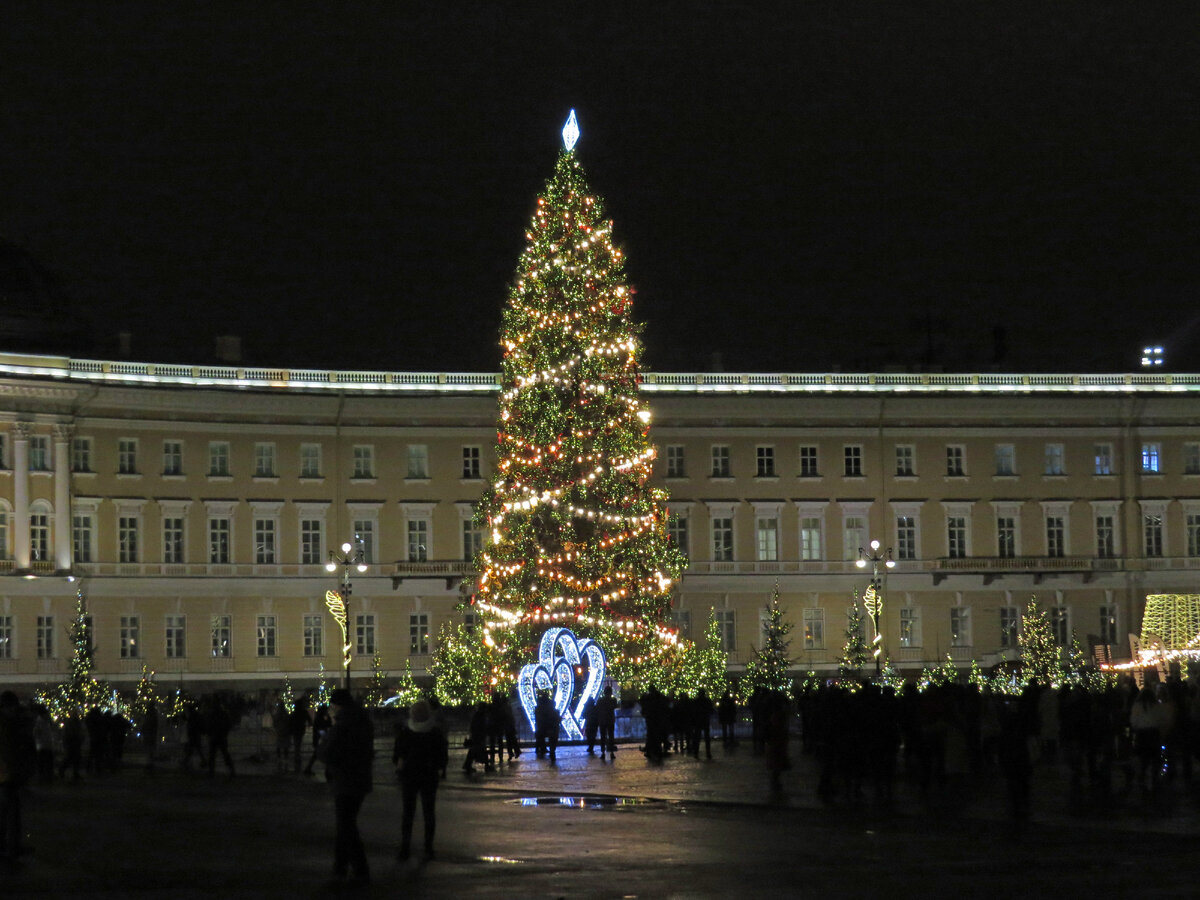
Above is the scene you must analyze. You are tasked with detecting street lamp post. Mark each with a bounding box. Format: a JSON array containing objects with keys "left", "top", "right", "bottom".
[
  {"left": 325, "top": 539, "right": 367, "bottom": 690},
  {"left": 856, "top": 539, "right": 896, "bottom": 678}
]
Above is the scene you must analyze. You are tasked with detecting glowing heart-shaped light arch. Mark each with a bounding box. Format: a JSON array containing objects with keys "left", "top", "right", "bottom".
[{"left": 517, "top": 627, "right": 607, "bottom": 740}]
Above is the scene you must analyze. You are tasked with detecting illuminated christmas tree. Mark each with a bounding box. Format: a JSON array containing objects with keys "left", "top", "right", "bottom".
[
  {"left": 36, "top": 587, "right": 114, "bottom": 722},
  {"left": 468, "top": 111, "right": 687, "bottom": 691},
  {"left": 314, "top": 664, "right": 332, "bottom": 709},
  {"left": 1019, "top": 596, "right": 1062, "bottom": 685},
  {"left": 678, "top": 608, "right": 730, "bottom": 699},
  {"left": 838, "top": 593, "right": 870, "bottom": 680},
  {"left": 391, "top": 661, "right": 424, "bottom": 709},
  {"left": 431, "top": 622, "right": 491, "bottom": 707},
  {"left": 741, "top": 588, "right": 794, "bottom": 700},
  {"left": 130, "top": 664, "right": 162, "bottom": 725},
  {"left": 364, "top": 652, "right": 390, "bottom": 708}
]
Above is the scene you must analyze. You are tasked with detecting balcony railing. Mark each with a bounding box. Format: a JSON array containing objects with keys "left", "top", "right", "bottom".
[{"left": 6, "top": 351, "right": 1200, "bottom": 395}]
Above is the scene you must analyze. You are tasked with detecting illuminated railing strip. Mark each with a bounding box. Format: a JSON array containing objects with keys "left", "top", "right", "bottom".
[{"left": 2, "top": 352, "right": 1200, "bottom": 394}]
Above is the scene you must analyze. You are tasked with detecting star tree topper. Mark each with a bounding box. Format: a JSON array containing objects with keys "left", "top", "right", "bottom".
[{"left": 562, "top": 109, "right": 580, "bottom": 152}]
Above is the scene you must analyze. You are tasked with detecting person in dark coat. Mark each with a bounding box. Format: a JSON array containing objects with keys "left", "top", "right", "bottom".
[
  {"left": 718, "top": 691, "right": 738, "bottom": 747},
  {"left": 206, "top": 697, "right": 235, "bottom": 777},
  {"left": 289, "top": 699, "right": 309, "bottom": 773},
  {"left": 502, "top": 690, "right": 521, "bottom": 760},
  {"left": 304, "top": 704, "right": 332, "bottom": 775},
  {"left": 581, "top": 696, "right": 598, "bottom": 755},
  {"left": 534, "top": 692, "right": 560, "bottom": 762},
  {"left": 463, "top": 702, "right": 489, "bottom": 774},
  {"left": 392, "top": 699, "right": 449, "bottom": 861},
  {"left": 0, "top": 691, "right": 36, "bottom": 862},
  {"left": 595, "top": 685, "right": 618, "bottom": 760},
  {"left": 317, "top": 689, "right": 374, "bottom": 885}
]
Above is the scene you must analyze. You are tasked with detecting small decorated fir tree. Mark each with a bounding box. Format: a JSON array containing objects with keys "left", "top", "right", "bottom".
[
  {"left": 838, "top": 593, "right": 870, "bottom": 681},
  {"left": 1019, "top": 596, "right": 1062, "bottom": 685},
  {"left": 742, "top": 588, "right": 794, "bottom": 700}
]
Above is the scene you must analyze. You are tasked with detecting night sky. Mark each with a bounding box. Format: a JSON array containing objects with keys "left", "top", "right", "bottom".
[{"left": 2, "top": 3, "right": 1198, "bottom": 373}]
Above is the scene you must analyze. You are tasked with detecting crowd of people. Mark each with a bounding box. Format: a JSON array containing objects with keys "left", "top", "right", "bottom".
[{"left": 2, "top": 672, "right": 1199, "bottom": 878}]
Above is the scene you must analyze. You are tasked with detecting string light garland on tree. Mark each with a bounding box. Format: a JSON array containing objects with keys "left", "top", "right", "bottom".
[
  {"left": 741, "top": 587, "right": 795, "bottom": 701},
  {"left": 839, "top": 592, "right": 870, "bottom": 681},
  {"left": 1020, "top": 596, "right": 1062, "bottom": 686},
  {"left": 456, "top": 109, "right": 687, "bottom": 692},
  {"left": 35, "top": 587, "right": 121, "bottom": 723}
]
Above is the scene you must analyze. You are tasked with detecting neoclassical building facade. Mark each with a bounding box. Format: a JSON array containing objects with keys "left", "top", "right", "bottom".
[{"left": 2, "top": 352, "right": 1198, "bottom": 692}]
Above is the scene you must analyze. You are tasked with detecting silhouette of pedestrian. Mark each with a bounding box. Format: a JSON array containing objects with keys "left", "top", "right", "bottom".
[
  {"left": 0, "top": 691, "right": 36, "bottom": 864},
  {"left": 317, "top": 689, "right": 374, "bottom": 886},
  {"left": 502, "top": 691, "right": 521, "bottom": 761},
  {"left": 693, "top": 689, "right": 715, "bottom": 759},
  {"left": 534, "top": 692, "right": 560, "bottom": 762},
  {"left": 582, "top": 695, "right": 598, "bottom": 755},
  {"left": 393, "top": 699, "right": 449, "bottom": 861},
  {"left": 207, "top": 697, "right": 235, "bottom": 777},
  {"left": 463, "top": 702, "right": 489, "bottom": 774},
  {"left": 718, "top": 691, "right": 738, "bottom": 748},
  {"left": 59, "top": 713, "right": 84, "bottom": 780},
  {"left": 289, "top": 698, "right": 309, "bottom": 773},
  {"left": 595, "top": 685, "right": 618, "bottom": 760}
]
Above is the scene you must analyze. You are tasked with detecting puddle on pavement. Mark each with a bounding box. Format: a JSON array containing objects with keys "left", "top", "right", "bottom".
[{"left": 510, "top": 795, "right": 664, "bottom": 810}]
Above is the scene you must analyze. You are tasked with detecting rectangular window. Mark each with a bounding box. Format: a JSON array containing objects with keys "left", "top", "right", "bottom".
[
  {"left": 211, "top": 615, "right": 231, "bottom": 658},
  {"left": 755, "top": 446, "right": 776, "bottom": 478},
  {"left": 1045, "top": 443, "right": 1065, "bottom": 476},
  {"left": 0, "top": 616, "right": 12, "bottom": 659},
  {"left": 999, "top": 607, "right": 1019, "bottom": 649},
  {"left": 844, "top": 445, "right": 863, "bottom": 477},
  {"left": 120, "top": 615, "right": 141, "bottom": 659},
  {"left": 119, "top": 516, "right": 139, "bottom": 563},
  {"left": 37, "top": 615, "right": 54, "bottom": 659},
  {"left": 896, "top": 516, "right": 916, "bottom": 560},
  {"left": 406, "top": 444, "right": 429, "bottom": 479},
  {"left": 799, "top": 516, "right": 822, "bottom": 561},
  {"left": 73, "top": 514, "right": 94, "bottom": 563},
  {"left": 1046, "top": 516, "right": 1066, "bottom": 558},
  {"left": 997, "top": 516, "right": 1016, "bottom": 558},
  {"left": 407, "top": 520, "right": 429, "bottom": 562},
  {"left": 462, "top": 446, "right": 481, "bottom": 479},
  {"left": 253, "top": 519, "right": 276, "bottom": 564},
  {"left": 803, "top": 608, "right": 824, "bottom": 650},
  {"left": 29, "top": 512, "right": 49, "bottom": 562},
  {"left": 947, "top": 516, "right": 967, "bottom": 558},
  {"left": 303, "top": 615, "right": 324, "bottom": 657},
  {"left": 355, "top": 614, "right": 376, "bottom": 656},
  {"left": 71, "top": 437, "right": 92, "bottom": 473},
  {"left": 28, "top": 436, "right": 49, "bottom": 471},
  {"left": 1099, "top": 606, "right": 1118, "bottom": 645},
  {"left": 301, "top": 519, "right": 324, "bottom": 565},
  {"left": 711, "top": 445, "right": 731, "bottom": 478},
  {"left": 755, "top": 516, "right": 778, "bottom": 561},
  {"left": 118, "top": 439, "right": 138, "bottom": 475},
  {"left": 353, "top": 520, "right": 375, "bottom": 565},
  {"left": 300, "top": 443, "right": 322, "bottom": 478},
  {"left": 1185, "top": 443, "right": 1200, "bottom": 475},
  {"left": 1050, "top": 607, "right": 1069, "bottom": 645},
  {"left": 410, "top": 613, "right": 430, "bottom": 655},
  {"left": 1096, "top": 515, "right": 1116, "bottom": 558},
  {"left": 711, "top": 517, "right": 734, "bottom": 561},
  {"left": 950, "top": 607, "right": 971, "bottom": 647},
  {"left": 162, "top": 440, "right": 183, "bottom": 476},
  {"left": 0, "top": 510, "right": 7, "bottom": 560},
  {"left": 799, "top": 445, "right": 819, "bottom": 477},
  {"left": 1094, "top": 443, "right": 1114, "bottom": 476},
  {"left": 1144, "top": 514, "right": 1164, "bottom": 558},
  {"left": 163, "top": 517, "right": 185, "bottom": 564},
  {"left": 209, "top": 517, "right": 231, "bottom": 564},
  {"left": 716, "top": 609, "right": 736, "bottom": 651},
  {"left": 1188, "top": 513, "right": 1200, "bottom": 558},
  {"left": 208, "top": 442, "right": 230, "bottom": 476},
  {"left": 995, "top": 444, "right": 1016, "bottom": 476},
  {"left": 165, "top": 615, "right": 186, "bottom": 659},
  {"left": 462, "top": 519, "right": 483, "bottom": 561},
  {"left": 352, "top": 445, "right": 374, "bottom": 479},
  {"left": 254, "top": 443, "right": 277, "bottom": 477},
  {"left": 895, "top": 445, "right": 915, "bottom": 477},
  {"left": 668, "top": 516, "right": 689, "bottom": 556},
  {"left": 666, "top": 445, "right": 686, "bottom": 478},
  {"left": 256, "top": 615, "right": 277, "bottom": 657},
  {"left": 899, "top": 608, "right": 920, "bottom": 648},
  {"left": 843, "top": 515, "right": 866, "bottom": 561},
  {"left": 1142, "top": 443, "right": 1162, "bottom": 473},
  {"left": 946, "top": 445, "right": 965, "bottom": 477}
]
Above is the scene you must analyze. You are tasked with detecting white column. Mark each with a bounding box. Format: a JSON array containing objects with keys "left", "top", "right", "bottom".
[
  {"left": 54, "top": 424, "right": 73, "bottom": 571},
  {"left": 12, "top": 422, "right": 31, "bottom": 569}
]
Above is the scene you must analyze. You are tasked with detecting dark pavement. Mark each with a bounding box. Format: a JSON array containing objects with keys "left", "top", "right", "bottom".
[{"left": 7, "top": 733, "right": 1200, "bottom": 899}]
